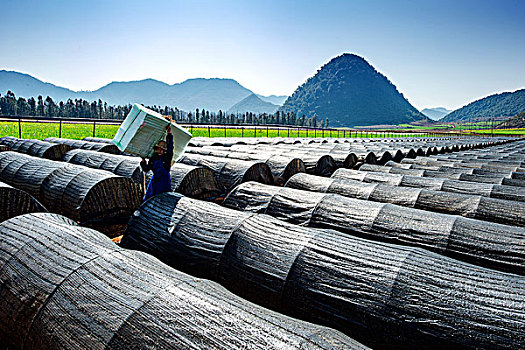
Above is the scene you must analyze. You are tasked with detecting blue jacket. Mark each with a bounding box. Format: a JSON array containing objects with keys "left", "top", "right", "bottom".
[{"left": 140, "top": 133, "right": 173, "bottom": 201}]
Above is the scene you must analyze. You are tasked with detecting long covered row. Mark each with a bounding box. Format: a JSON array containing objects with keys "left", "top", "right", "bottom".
[
  {"left": 0, "top": 213, "right": 362, "bottom": 350},
  {"left": 122, "top": 193, "right": 525, "bottom": 349},
  {"left": 358, "top": 163, "right": 525, "bottom": 186},
  {"left": 223, "top": 182, "right": 525, "bottom": 275},
  {"left": 332, "top": 168, "right": 525, "bottom": 202},
  {"left": 285, "top": 172, "right": 525, "bottom": 227},
  {"left": 0, "top": 137, "right": 72, "bottom": 160}
]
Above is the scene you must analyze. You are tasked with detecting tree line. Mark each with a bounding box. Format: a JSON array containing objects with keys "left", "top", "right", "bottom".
[{"left": 0, "top": 91, "right": 329, "bottom": 127}]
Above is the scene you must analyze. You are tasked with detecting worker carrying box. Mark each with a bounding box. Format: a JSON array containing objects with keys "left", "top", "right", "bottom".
[{"left": 112, "top": 103, "right": 192, "bottom": 160}]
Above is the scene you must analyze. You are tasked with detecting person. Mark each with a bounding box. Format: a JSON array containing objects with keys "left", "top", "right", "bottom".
[{"left": 140, "top": 125, "right": 173, "bottom": 201}]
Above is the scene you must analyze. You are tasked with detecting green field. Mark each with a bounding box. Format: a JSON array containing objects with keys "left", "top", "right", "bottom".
[
  {"left": 0, "top": 121, "right": 441, "bottom": 140},
  {"left": 1, "top": 121, "right": 522, "bottom": 140}
]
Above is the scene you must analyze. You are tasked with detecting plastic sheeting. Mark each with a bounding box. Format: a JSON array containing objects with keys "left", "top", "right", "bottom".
[
  {"left": 0, "top": 213, "right": 362, "bottom": 350},
  {"left": 286, "top": 172, "right": 525, "bottom": 227},
  {"left": 0, "top": 152, "right": 141, "bottom": 234},
  {"left": 44, "top": 137, "right": 120, "bottom": 154},
  {"left": 0, "top": 181, "right": 47, "bottom": 222},
  {"left": 224, "top": 182, "right": 525, "bottom": 275},
  {"left": 177, "top": 154, "right": 274, "bottom": 193},
  {"left": 122, "top": 192, "right": 525, "bottom": 349},
  {"left": 0, "top": 137, "right": 72, "bottom": 160},
  {"left": 332, "top": 168, "right": 525, "bottom": 202}
]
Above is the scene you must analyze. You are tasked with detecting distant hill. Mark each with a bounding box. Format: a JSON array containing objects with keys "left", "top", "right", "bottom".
[
  {"left": 227, "top": 94, "right": 279, "bottom": 114},
  {"left": 256, "top": 94, "right": 288, "bottom": 106},
  {"left": 442, "top": 89, "right": 525, "bottom": 123},
  {"left": 0, "top": 70, "right": 77, "bottom": 102},
  {"left": 279, "top": 54, "right": 426, "bottom": 127},
  {"left": 421, "top": 107, "right": 451, "bottom": 121},
  {"left": 0, "top": 70, "right": 282, "bottom": 113}
]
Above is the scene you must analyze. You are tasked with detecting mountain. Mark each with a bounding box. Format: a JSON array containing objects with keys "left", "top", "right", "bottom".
[
  {"left": 279, "top": 54, "right": 426, "bottom": 127},
  {"left": 256, "top": 94, "right": 288, "bottom": 106},
  {"left": 0, "top": 71, "right": 260, "bottom": 112},
  {"left": 227, "top": 94, "right": 279, "bottom": 114},
  {"left": 421, "top": 107, "right": 451, "bottom": 121},
  {"left": 442, "top": 89, "right": 525, "bottom": 123}
]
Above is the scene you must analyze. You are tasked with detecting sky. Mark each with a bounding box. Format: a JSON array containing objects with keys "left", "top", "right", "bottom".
[{"left": 1, "top": 0, "right": 524, "bottom": 110}]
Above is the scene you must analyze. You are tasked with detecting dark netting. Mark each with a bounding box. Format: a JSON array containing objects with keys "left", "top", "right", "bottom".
[
  {"left": 333, "top": 168, "right": 525, "bottom": 202},
  {"left": 122, "top": 192, "right": 525, "bottom": 349},
  {"left": 0, "top": 137, "right": 72, "bottom": 160},
  {"left": 285, "top": 173, "right": 524, "bottom": 227},
  {"left": 0, "top": 181, "right": 47, "bottom": 222},
  {"left": 0, "top": 213, "right": 362, "bottom": 350},
  {"left": 223, "top": 182, "right": 525, "bottom": 275},
  {"left": 177, "top": 154, "right": 273, "bottom": 193},
  {"left": 145, "top": 163, "right": 222, "bottom": 199},
  {"left": 44, "top": 137, "right": 120, "bottom": 154},
  {"left": 0, "top": 152, "right": 141, "bottom": 236}
]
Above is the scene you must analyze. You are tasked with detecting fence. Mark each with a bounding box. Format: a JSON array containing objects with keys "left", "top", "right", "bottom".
[{"left": 0, "top": 116, "right": 520, "bottom": 140}]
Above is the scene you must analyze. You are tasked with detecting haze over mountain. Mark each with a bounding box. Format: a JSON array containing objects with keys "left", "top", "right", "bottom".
[
  {"left": 421, "top": 107, "right": 451, "bottom": 121},
  {"left": 0, "top": 70, "right": 286, "bottom": 113},
  {"left": 442, "top": 89, "right": 525, "bottom": 123},
  {"left": 227, "top": 94, "right": 279, "bottom": 115},
  {"left": 279, "top": 54, "right": 426, "bottom": 127}
]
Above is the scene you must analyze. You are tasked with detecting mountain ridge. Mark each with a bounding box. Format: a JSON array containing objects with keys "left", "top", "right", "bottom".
[
  {"left": 442, "top": 89, "right": 525, "bottom": 122},
  {"left": 0, "top": 70, "right": 286, "bottom": 113}
]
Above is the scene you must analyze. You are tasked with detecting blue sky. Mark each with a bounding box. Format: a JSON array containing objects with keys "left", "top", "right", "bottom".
[{"left": 1, "top": 0, "right": 523, "bottom": 110}]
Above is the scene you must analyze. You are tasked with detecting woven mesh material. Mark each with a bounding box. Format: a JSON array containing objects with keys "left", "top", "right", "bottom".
[
  {"left": 0, "top": 181, "right": 47, "bottom": 222},
  {"left": 0, "top": 213, "right": 362, "bottom": 350},
  {"left": 224, "top": 182, "right": 525, "bottom": 275},
  {"left": 122, "top": 192, "right": 525, "bottom": 349}
]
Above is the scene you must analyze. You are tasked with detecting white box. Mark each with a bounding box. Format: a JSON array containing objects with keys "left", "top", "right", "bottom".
[{"left": 112, "top": 104, "right": 192, "bottom": 159}]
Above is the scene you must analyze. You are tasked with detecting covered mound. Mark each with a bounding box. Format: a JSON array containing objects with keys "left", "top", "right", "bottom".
[
  {"left": 122, "top": 193, "right": 525, "bottom": 349},
  {"left": 286, "top": 173, "right": 525, "bottom": 227},
  {"left": 224, "top": 182, "right": 525, "bottom": 275},
  {"left": 0, "top": 181, "right": 47, "bottom": 222},
  {"left": 177, "top": 154, "right": 273, "bottom": 193},
  {"left": 0, "top": 213, "right": 361, "bottom": 350},
  {"left": 44, "top": 137, "right": 120, "bottom": 154},
  {"left": 63, "top": 149, "right": 144, "bottom": 188},
  {"left": 0, "top": 152, "right": 141, "bottom": 236},
  {"left": 0, "top": 137, "right": 72, "bottom": 160}
]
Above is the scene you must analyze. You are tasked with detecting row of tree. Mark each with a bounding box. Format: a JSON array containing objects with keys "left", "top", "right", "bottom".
[{"left": 0, "top": 91, "right": 329, "bottom": 127}]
